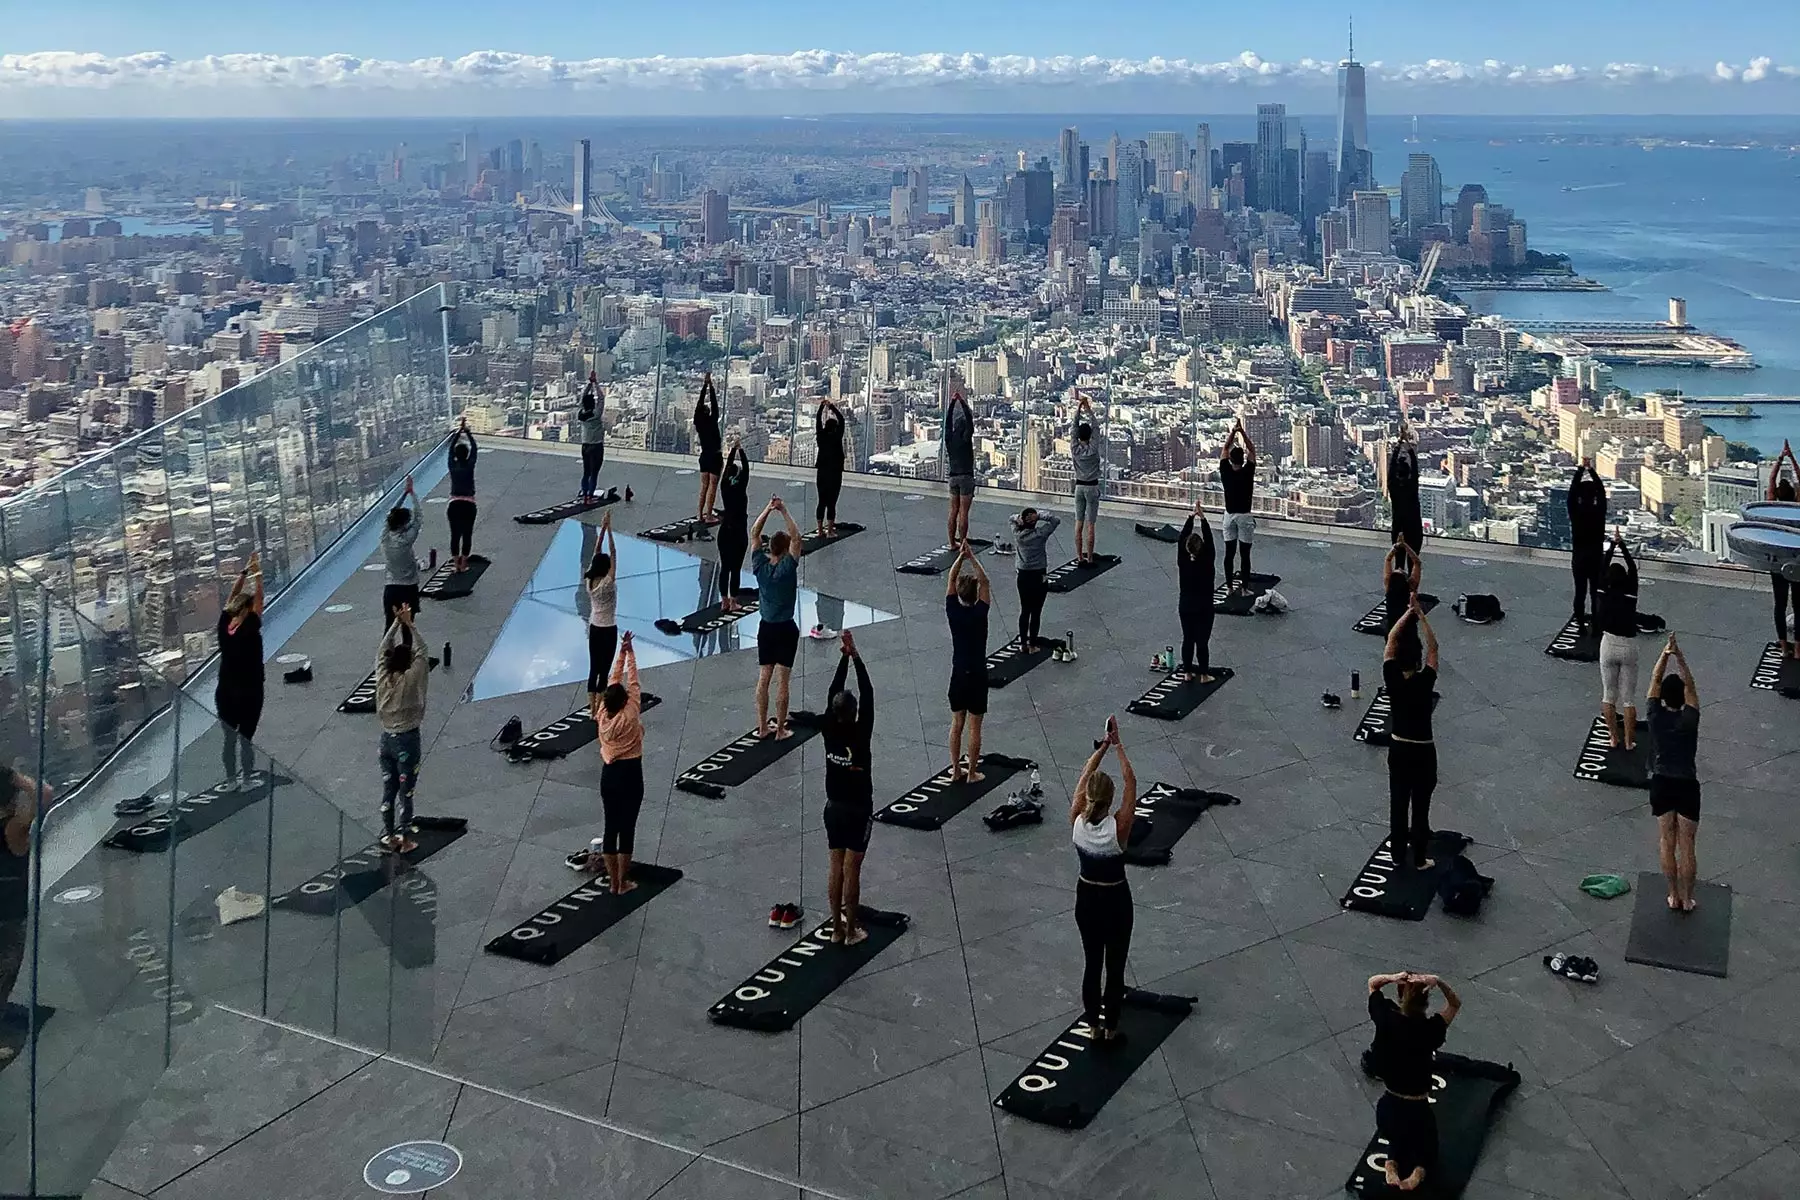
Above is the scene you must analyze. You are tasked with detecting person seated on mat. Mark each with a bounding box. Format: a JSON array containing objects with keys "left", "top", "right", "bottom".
[
  {"left": 718, "top": 440, "right": 751, "bottom": 614},
  {"left": 375, "top": 603, "right": 430, "bottom": 854},
  {"left": 1011, "top": 507, "right": 1061, "bottom": 652},
  {"left": 217, "top": 553, "right": 265, "bottom": 792},
  {"left": 1366, "top": 971, "right": 1461, "bottom": 1192},
  {"left": 1176, "top": 502, "right": 1216, "bottom": 683},
  {"left": 1595, "top": 530, "right": 1640, "bottom": 751},
  {"left": 574, "top": 631, "right": 645, "bottom": 894},
  {"left": 823, "top": 630, "right": 876, "bottom": 946},
  {"left": 575, "top": 373, "right": 607, "bottom": 503},
  {"left": 815, "top": 397, "right": 846, "bottom": 539},
  {"left": 1766, "top": 441, "right": 1798, "bottom": 659},
  {"left": 944, "top": 391, "right": 976, "bottom": 547},
  {"left": 752, "top": 497, "right": 803, "bottom": 739},
  {"left": 0, "top": 767, "right": 50, "bottom": 1063},
  {"left": 1568, "top": 457, "right": 1608, "bottom": 634},
  {"left": 946, "top": 541, "right": 992, "bottom": 783},
  {"left": 1071, "top": 715, "right": 1138, "bottom": 1046},
  {"left": 694, "top": 371, "right": 723, "bottom": 525},
  {"left": 1381, "top": 536, "right": 1422, "bottom": 647},
  {"left": 380, "top": 474, "right": 421, "bottom": 628},
  {"left": 446, "top": 418, "right": 478, "bottom": 573},
  {"left": 1071, "top": 393, "right": 1105, "bottom": 566},
  {"left": 1219, "top": 418, "right": 1257, "bottom": 594},
  {"left": 1647, "top": 634, "right": 1702, "bottom": 912},
  {"left": 1384, "top": 597, "right": 1440, "bottom": 872},
  {"left": 585, "top": 513, "right": 619, "bottom": 697},
  {"left": 1388, "top": 422, "right": 1423, "bottom": 558}
]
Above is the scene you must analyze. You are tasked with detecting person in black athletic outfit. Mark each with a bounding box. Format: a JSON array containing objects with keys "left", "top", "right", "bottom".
[
  {"left": 1381, "top": 538, "right": 1422, "bottom": 649},
  {"left": 1176, "top": 502, "right": 1215, "bottom": 682},
  {"left": 1388, "top": 424, "right": 1423, "bottom": 557},
  {"left": 0, "top": 768, "right": 47, "bottom": 1064},
  {"left": 1767, "top": 442, "right": 1798, "bottom": 658},
  {"left": 216, "top": 554, "right": 265, "bottom": 790},
  {"left": 946, "top": 543, "right": 991, "bottom": 783},
  {"left": 1219, "top": 419, "right": 1257, "bottom": 593},
  {"left": 815, "top": 398, "right": 846, "bottom": 538},
  {"left": 694, "top": 371, "right": 724, "bottom": 525},
  {"left": 1384, "top": 597, "right": 1440, "bottom": 871},
  {"left": 1568, "top": 459, "right": 1608, "bottom": 632},
  {"left": 1648, "top": 634, "right": 1702, "bottom": 912},
  {"left": 1366, "top": 971, "right": 1461, "bottom": 1192},
  {"left": 823, "top": 630, "right": 875, "bottom": 946},
  {"left": 717, "top": 440, "right": 751, "bottom": 613},
  {"left": 1070, "top": 715, "right": 1138, "bottom": 1044},
  {"left": 447, "top": 419, "right": 478, "bottom": 572}
]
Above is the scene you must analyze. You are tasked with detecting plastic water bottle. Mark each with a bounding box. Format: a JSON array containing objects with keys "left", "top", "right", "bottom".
[
  {"left": 429, "top": 548, "right": 438, "bottom": 570},
  {"left": 589, "top": 837, "right": 604, "bottom": 864},
  {"left": 1030, "top": 766, "right": 1041, "bottom": 796},
  {"left": 1164, "top": 645, "right": 1175, "bottom": 672},
  {"left": 1351, "top": 670, "right": 1361, "bottom": 700}
]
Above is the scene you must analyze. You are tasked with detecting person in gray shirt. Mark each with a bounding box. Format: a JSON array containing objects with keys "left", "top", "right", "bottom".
[
  {"left": 380, "top": 474, "right": 421, "bottom": 628},
  {"left": 1011, "top": 507, "right": 1061, "bottom": 651},
  {"left": 576, "top": 373, "right": 607, "bottom": 502},
  {"left": 1071, "top": 394, "right": 1105, "bottom": 565},
  {"left": 944, "top": 392, "right": 976, "bottom": 546},
  {"left": 375, "top": 604, "right": 430, "bottom": 853}
]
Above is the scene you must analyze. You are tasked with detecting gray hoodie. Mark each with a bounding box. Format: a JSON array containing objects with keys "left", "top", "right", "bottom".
[
  {"left": 381, "top": 501, "right": 421, "bottom": 586},
  {"left": 375, "top": 619, "right": 430, "bottom": 734},
  {"left": 1014, "top": 513, "right": 1061, "bottom": 572},
  {"left": 575, "top": 387, "right": 607, "bottom": 445},
  {"left": 1071, "top": 414, "right": 1103, "bottom": 485}
]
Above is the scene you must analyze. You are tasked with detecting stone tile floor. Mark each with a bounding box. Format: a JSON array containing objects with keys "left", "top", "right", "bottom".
[{"left": 25, "top": 448, "right": 1800, "bottom": 1199}]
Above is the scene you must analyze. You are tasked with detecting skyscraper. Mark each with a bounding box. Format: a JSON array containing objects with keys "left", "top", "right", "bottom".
[
  {"left": 1191, "top": 123, "right": 1214, "bottom": 209},
  {"left": 1113, "top": 140, "right": 1145, "bottom": 236},
  {"left": 954, "top": 175, "right": 976, "bottom": 232},
  {"left": 1146, "top": 131, "right": 1186, "bottom": 195},
  {"left": 1254, "top": 104, "right": 1289, "bottom": 214},
  {"left": 1351, "top": 191, "right": 1393, "bottom": 254},
  {"left": 1058, "top": 127, "right": 1082, "bottom": 191},
  {"left": 701, "top": 189, "right": 730, "bottom": 246},
  {"left": 1400, "top": 154, "right": 1443, "bottom": 237},
  {"left": 907, "top": 166, "right": 930, "bottom": 227},
  {"left": 1335, "top": 24, "right": 1373, "bottom": 201},
  {"left": 572, "top": 138, "right": 592, "bottom": 226}
]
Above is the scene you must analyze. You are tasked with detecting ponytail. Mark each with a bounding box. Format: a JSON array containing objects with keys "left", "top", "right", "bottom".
[{"left": 1083, "top": 770, "right": 1116, "bottom": 824}]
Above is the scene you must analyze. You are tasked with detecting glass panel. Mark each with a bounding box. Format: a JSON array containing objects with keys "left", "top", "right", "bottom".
[{"left": 158, "top": 412, "right": 217, "bottom": 684}]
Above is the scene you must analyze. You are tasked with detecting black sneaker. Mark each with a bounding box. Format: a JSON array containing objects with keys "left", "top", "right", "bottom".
[
  {"left": 1320, "top": 692, "right": 1342, "bottom": 709},
  {"left": 113, "top": 794, "right": 156, "bottom": 817},
  {"left": 282, "top": 663, "right": 313, "bottom": 684},
  {"left": 566, "top": 850, "right": 597, "bottom": 872}
]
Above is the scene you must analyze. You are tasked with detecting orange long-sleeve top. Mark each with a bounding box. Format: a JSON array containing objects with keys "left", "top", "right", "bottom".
[{"left": 597, "top": 646, "right": 643, "bottom": 763}]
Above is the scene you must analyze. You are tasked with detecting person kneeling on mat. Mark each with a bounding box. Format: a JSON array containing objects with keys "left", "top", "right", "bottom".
[
  {"left": 1366, "top": 971, "right": 1461, "bottom": 1192},
  {"left": 946, "top": 542, "right": 992, "bottom": 783},
  {"left": 1384, "top": 597, "right": 1440, "bottom": 872},
  {"left": 1012, "top": 507, "right": 1060, "bottom": 652},
  {"left": 822, "top": 631, "right": 875, "bottom": 946},
  {"left": 1648, "top": 635, "right": 1702, "bottom": 912},
  {"left": 574, "top": 632, "right": 646, "bottom": 894},
  {"left": 1070, "top": 716, "right": 1138, "bottom": 1045},
  {"left": 752, "top": 497, "right": 802, "bottom": 739},
  {"left": 375, "top": 604, "right": 430, "bottom": 854}
]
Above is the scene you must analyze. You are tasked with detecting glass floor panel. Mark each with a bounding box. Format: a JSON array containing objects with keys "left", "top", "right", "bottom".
[{"left": 467, "top": 521, "right": 898, "bottom": 701}]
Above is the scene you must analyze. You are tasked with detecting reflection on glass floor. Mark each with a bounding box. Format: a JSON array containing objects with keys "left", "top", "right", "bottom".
[{"left": 467, "top": 520, "right": 898, "bottom": 701}]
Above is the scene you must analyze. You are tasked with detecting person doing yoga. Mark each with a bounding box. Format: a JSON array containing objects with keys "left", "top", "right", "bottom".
[
  {"left": 572, "top": 632, "right": 645, "bottom": 894},
  {"left": 1071, "top": 393, "right": 1105, "bottom": 565},
  {"left": 1568, "top": 458, "right": 1608, "bottom": 632},
  {"left": 380, "top": 475, "right": 421, "bottom": 628},
  {"left": 1176, "top": 502, "right": 1216, "bottom": 682},
  {"left": 0, "top": 768, "right": 49, "bottom": 1063},
  {"left": 1384, "top": 597, "right": 1440, "bottom": 872},
  {"left": 447, "top": 419, "right": 478, "bottom": 572},
  {"left": 822, "top": 630, "right": 875, "bottom": 946},
  {"left": 1648, "top": 635, "right": 1702, "bottom": 912},
  {"left": 216, "top": 554, "right": 265, "bottom": 790},
  {"left": 1382, "top": 537, "right": 1422, "bottom": 645},
  {"left": 375, "top": 604, "right": 430, "bottom": 854},
  {"left": 1595, "top": 530, "right": 1640, "bottom": 749},
  {"left": 944, "top": 391, "right": 976, "bottom": 545},
  {"left": 1011, "top": 507, "right": 1060, "bottom": 651},
  {"left": 1219, "top": 418, "right": 1257, "bottom": 593},
  {"left": 585, "top": 513, "right": 619, "bottom": 695},
  {"left": 946, "top": 542, "right": 991, "bottom": 783},
  {"left": 752, "top": 497, "right": 802, "bottom": 739},
  {"left": 1366, "top": 971, "right": 1461, "bottom": 1192},
  {"left": 718, "top": 440, "right": 751, "bottom": 613},
  {"left": 1070, "top": 716, "right": 1138, "bottom": 1045},
  {"left": 815, "top": 398, "right": 846, "bottom": 538},
  {"left": 1388, "top": 423, "right": 1423, "bottom": 557},
  {"left": 694, "top": 371, "right": 723, "bottom": 524},
  {"left": 575, "top": 374, "right": 607, "bottom": 502},
  {"left": 1767, "top": 440, "right": 1798, "bottom": 658}
]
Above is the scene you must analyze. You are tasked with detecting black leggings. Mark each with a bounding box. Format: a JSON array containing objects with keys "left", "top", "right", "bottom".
[
  {"left": 580, "top": 443, "right": 605, "bottom": 495},
  {"left": 1224, "top": 540, "right": 1252, "bottom": 587},
  {"left": 1775, "top": 575, "right": 1798, "bottom": 642},
  {"left": 382, "top": 583, "right": 420, "bottom": 628},
  {"left": 1179, "top": 602, "right": 1212, "bottom": 673},
  {"left": 1387, "top": 740, "right": 1438, "bottom": 869},
  {"left": 816, "top": 459, "right": 843, "bottom": 525},
  {"left": 718, "top": 530, "right": 747, "bottom": 597},
  {"left": 447, "top": 499, "right": 476, "bottom": 560},
  {"left": 215, "top": 687, "right": 262, "bottom": 779},
  {"left": 600, "top": 756, "right": 643, "bottom": 855},
  {"left": 1017, "top": 569, "right": 1047, "bottom": 644},
  {"left": 1572, "top": 542, "right": 1603, "bottom": 621},
  {"left": 1074, "top": 880, "right": 1133, "bottom": 1032},
  {"left": 587, "top": 624, "right": 617, "bottom": 693},
  {"left": 1392, "top": 519, "right": 1423, "bottom": 559}
]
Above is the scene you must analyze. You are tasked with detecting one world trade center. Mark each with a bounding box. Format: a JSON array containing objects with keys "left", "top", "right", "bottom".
[{"left": 1335, "top": 23, "right": 1373, "bottom": 202}]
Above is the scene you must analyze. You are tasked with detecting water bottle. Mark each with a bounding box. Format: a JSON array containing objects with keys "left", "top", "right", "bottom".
[
  {"left": 1066, "top": 630, "right": 1077, "bottom": 661},
  {"left": 1030, "top": 766, "right": 1041, "bottom": 797},
  {"left": 429, "top": 548, "right": 438, "bottom": 570},
  {"left": 1351, "top": 670, "right": 1361, "bottom": 700},
  {"left": 1164, "top": 645, "right": 1175, "bottom": 672},
  {"left": 443, "top": 641, "right": 453, "bottom": 669},
  {"left": 589, "top": 837, "right": 604, "bottom": 864}
]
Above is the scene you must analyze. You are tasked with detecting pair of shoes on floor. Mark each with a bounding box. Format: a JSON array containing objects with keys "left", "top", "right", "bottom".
[
  {"left": 808, "top": 623, "right": 839, "bottom": 639},
  {"left": 114, "top": 794, "right": 157, "bottom": 817},
  {"left": 282, "top": 662, "right": 313, "bottom": 684},
  {"left": 1320, "top": 692, "right": 1342, "bottom": 709},
  {"left": 1544, "top": 952, "right": 1599, "bottom": 983},
  {"left": 768, "top": 902, "right": 803, "bottom": 929},
  {"left": 565, "top": 848, "right": 604, "bottom": 872}
]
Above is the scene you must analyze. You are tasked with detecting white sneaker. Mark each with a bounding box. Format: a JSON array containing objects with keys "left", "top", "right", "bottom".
[{"left": 808, "top": 623, "right": 838, "bottom": 639}]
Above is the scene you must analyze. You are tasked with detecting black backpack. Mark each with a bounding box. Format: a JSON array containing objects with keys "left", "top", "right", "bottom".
[
  {"left": 490, "top": 716, "right": 523, "bottom": 753},
  {"left": 1439, "top": 854, "right": 1494, "bottom": 917},
  {"left": 1454, "top": 593, "right": 1505, "bottom": 624}
]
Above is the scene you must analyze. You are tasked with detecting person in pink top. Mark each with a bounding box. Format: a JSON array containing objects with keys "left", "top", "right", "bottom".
[{"left": 569, "top": 632, "right": 645, "bottom": 893}]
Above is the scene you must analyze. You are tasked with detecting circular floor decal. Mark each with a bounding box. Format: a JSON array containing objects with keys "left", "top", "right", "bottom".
[
  {"left": 325, "top": 603, "right": 354, "bottom": 614},
  {"left": 275, "top": 652, "right": 308, "bottom": 664},
  {"left": 1460, "top": 558, "right": 1487, "bottom": 567},
  {"left": 1307, "top": 540, "right": 1331, "bottom": 549},
  {"left": 364, "top": 1141, "right": 462, "bottom": 1195},
  {"left": 676, "top": 468, "right": 696, "bottom": 475},
  {"left": 54, "top": 885, "right": 102, "bottom": 904},
  {"left": 903, "top": 494, "right": 923, "bottom": 501},
  {"left": 361, "top": 563, "right": 385, "bottom": 572}
]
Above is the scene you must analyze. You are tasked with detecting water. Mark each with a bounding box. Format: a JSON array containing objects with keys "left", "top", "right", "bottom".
[{"left": 3, "top": 216, "right": 215, "bottom": 242}]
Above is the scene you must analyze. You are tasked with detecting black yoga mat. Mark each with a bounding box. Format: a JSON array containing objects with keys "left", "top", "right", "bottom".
[
  {"left": 1352, "top": 593, "right": 1439, "bottom": 636},
  {"left": 1044, "top": 554, "right": 1122, "bottom": 593},
  {"left": 640, "top": 517, "right": 708, "bottom": 543},
  {"left": 337, "top": 655, "right": 437, "bottom": 714},
  {"left": 1544, "top": 616, "right": 1599, "bottom": 661},
  {"left": 420, "top": 554, "right": 490, "bottom": 600},
  {"left": 1572, "top": 717, "right": 1649, "bottom": 789},
  {"left": 1123, "top": 784, "right": 1238, "bottom": 866},
  {"left": 896, "top": 539, "right": 993, "bottom": 575},
  {"left": 1127, "top": 668, "right": 1234, "bottom": 721},
  {"left": 992, "top": 990, "right": 1195, "bottom": 1129},
  {"left": 986, "top": 637, "right": 1064, "bottom": 688},
  {"left": 506, "top": 695, "right": 663, "bottom": 762},
  {"left": 485, "top": 863, "right": 684, "bottom": 966},
  {"left": 1624, "top": 873, "right": 1732, "bottom": 978},
  {"left": 708, "top": 907, "right": 910, "bottom": 1031},
  {"left": 1213, "top": 573, "right": 1281, "bottom": 616},
  {"left": 513, "top": 491, "right": 620, "bottom": 525},
  {"left": 799, "top": 522, "right": 866, "bottom": 556},
  {"left": 1352, "top": 688, "right": 1440, "bottom": 747},
  {"left": 1340, "top": 831, "right": 1473, "bottom": 920},
  {"left": 1749, "top": 641, "right": 1800, "bottom": 697},
  {"left": 271, "top": 817, "right": 468, "bottom": 916},
  {"left": 1134, "top": 522, "right": 1183, "bottom": 544},
  {"left": 103, "top": 770, "right": 293, "bottom": 853},
  {"left": 875, "top": 753, "right": 1036, "bottom": 831},
  {"left": 675, "top": 713, "right": 822, "bottom": 798},
  {"left": 1345, "top": 1052, "right": 1522, "bottom": 1197},
  {"left": 677, "top": 592, "right": 760, "bottom": 634}
]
